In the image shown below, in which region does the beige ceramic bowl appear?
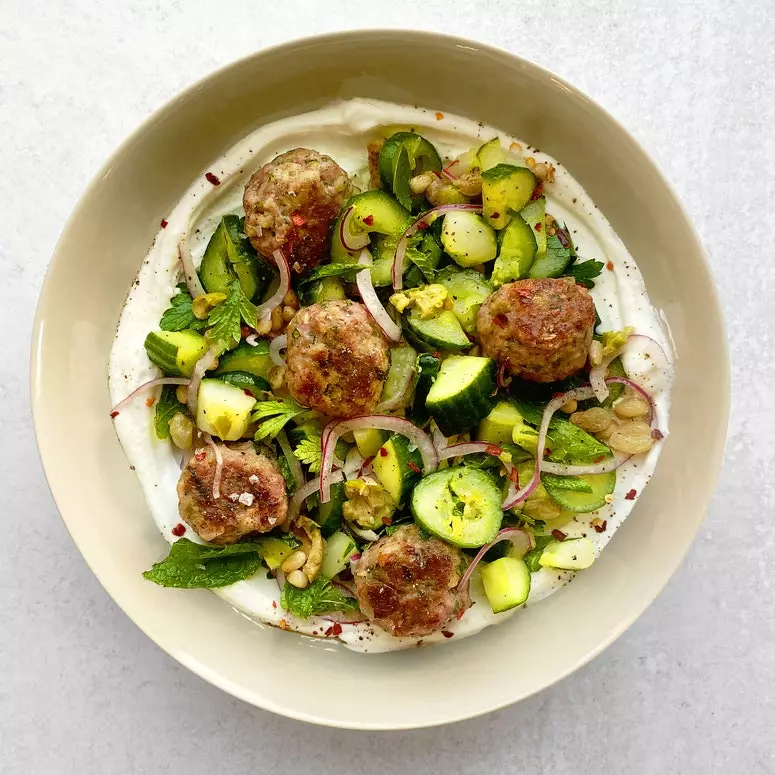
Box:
[31,31,728,729]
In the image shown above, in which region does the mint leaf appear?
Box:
[540,473,593,493]
[207,280,258,348]
[406,232,442,283]
[280,575,358,619]
[143,538,265,588]
[524,535,553,572]
[154,385,187,440]
[566,259,604,289]
[160,286,207,332]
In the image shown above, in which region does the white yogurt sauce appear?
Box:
[109,99,674,653]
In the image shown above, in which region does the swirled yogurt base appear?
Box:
[109,98,674,653]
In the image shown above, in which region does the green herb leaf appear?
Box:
[405,232,442,283]
[524,535,553,573]
[293,438,323,473]
[159,285,207,332]
[275,452,297,490]
[540,473,594,493]
[142,538,265,588]
[252,397,306,442]
[566,259,604,289]
[297,263,360,289]
[154,385,187,440]
[280,575,358,618]
[207,280,258,348]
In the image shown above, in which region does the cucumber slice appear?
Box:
[144,330,209,377]
[372,434,422,505]
[425,355,497,436]
[315,481,346,537]
[481,556,531,612]
[411,466,502,548]
[216,370,270,396]
[477,400,524,446]
[539,537,596,570]
[435,267,493,334]
[215,340,271,380]
[297,275,345,306]
[379,132,442,209]
[256,535,300,571]
[405,309,470,352]
[353,428,388,458]
[380,346,417,409]
[440,211,498,267]
[491,215,537,287]
[196,378,257,440]
[321,531,358,579]
[520,196,547,258]
[476,137,506,171]
[408,352,441,427]
[481,164,538,230]
[542,470,616,512]
[528,225,576,279]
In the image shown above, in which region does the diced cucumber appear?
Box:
[315,481,346,537]
[481,556,531,612]
[405,309,471,352]
[520,196,547,258]
[481,164,538,230]
[379,346,417,409]
[425,355,497,436]
[372,434,423,505]
[435,266,493,334]
[144,330,209,377]
[408,352,441,427]
[476,137,506,171]
[320,531,358,579]
[379,132,442,210]
[411,466,502,548]
[297,275,345,306]
[440,211,497,267]
[216,370,270,396]
[477,401,525,445]
[539,537,596,570]
[542,470,616,513]
[215,340,272,380]
[491,215,537,287]
[353,428,388,458]
[256,535,300,571]
[196,378,257,440]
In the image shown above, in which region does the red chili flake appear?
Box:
[243,389,254,397]
[493,314,507,328]
[509,466,519,484]
[593,455,605,463]
[625,488,637,500]
[556,228,571,250]
[331,622,343,636]
[652,428,664,440]
[543,447,552,457]
[362,214,374,226]
[551,529,567,541]
[195,450,207,461]
[407,460,421,474]
[530,182,544,201]
[441,630,454,638]
[606,260,615,271]
[417,220,430,231]
[241,325,251,338]
[279,619,289,630]
[435,111,444,120]
[456,608,465,620]
[534,222,543,232]
[160,219,168,228]
[324,626,334,637]
[145,396,156,408]
[485,444,503,456]
[171,523,186,537]
[593,520,608,533]
[271,600,277,609]
[382,516,393,526]
[379,448,388,457]
[110,410,119,419]
[205,172,221,186]
[432,352,441,359]
[552,391,564,399]
[491,211,501,219]
[291,212,306,227]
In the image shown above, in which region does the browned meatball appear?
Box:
[354,525,471,638]
[284,300,390,418]
[477,277,595,383]
[243,148,353,275]
[177,442,287,544]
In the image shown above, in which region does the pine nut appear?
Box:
[282,305,296,322]
[281,550,307,573]
[283,289,299,309]
[589,340,604,367]
[271,306,284,331]
[256,317,272,335]
[560,399,578,414]
[176,385,189,404]
[287,570,308,589]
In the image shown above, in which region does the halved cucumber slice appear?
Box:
[481,164,538,230]
[520,196,547,258]
[297,275,345,306]
[320,530,358,579]
[405,309,471,352]
[314,481,346,538]
[215,340,271,380]
[216,370,270,396]
[491,215,537,287]
[539,537,596,570]
[481,556,531,612]
[379,132,442,209]
[476,137,506,171]
[196,378,256,440]
[144,330,209,377]
[372,434,423,505]
[477,400,524,446]
[353,428,388,458]
[408,352,441,427]
[435,266,493,333]
[440,211,497,267]
[379,346,417,409]
[541,470,616,513]
[411,466,502,548]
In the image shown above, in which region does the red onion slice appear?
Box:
[356,266,402,342]
[256,250,290,328]
[349,525,380,543]
[626,333,670,370]
[458,527,534,591]
[202,433,224,499]
[343,446,365,480]
[269,334,288,367]
[110,377,190,417]
[339,206,371,251]
[540,454,630,477]
[392,204,483,290]
[186,346,220,418]
[245,333,260,347]
[178,241,205,299]
[288,470,344,523]
[437,442,503,462]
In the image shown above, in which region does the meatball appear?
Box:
[177,442,287,544]
[243,148,353,275]
[354,525,471,637]
[284,300,390,418]
[477,277,595,383]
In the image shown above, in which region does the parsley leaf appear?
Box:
[405,232,442,283]
[154,385,187,439]
[293,438,323,473]
[159,285,207,332]
[280,575,358,618]
[142,538,265,588]
[566,259,604,288]
[252,397,306,442]
[207,279,258,348]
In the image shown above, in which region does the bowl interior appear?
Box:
[31,31,728,729]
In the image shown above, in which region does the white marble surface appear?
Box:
[2,1,773,772]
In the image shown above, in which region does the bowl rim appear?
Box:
[30,28,730,729]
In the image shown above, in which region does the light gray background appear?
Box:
[3,1,773,772]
